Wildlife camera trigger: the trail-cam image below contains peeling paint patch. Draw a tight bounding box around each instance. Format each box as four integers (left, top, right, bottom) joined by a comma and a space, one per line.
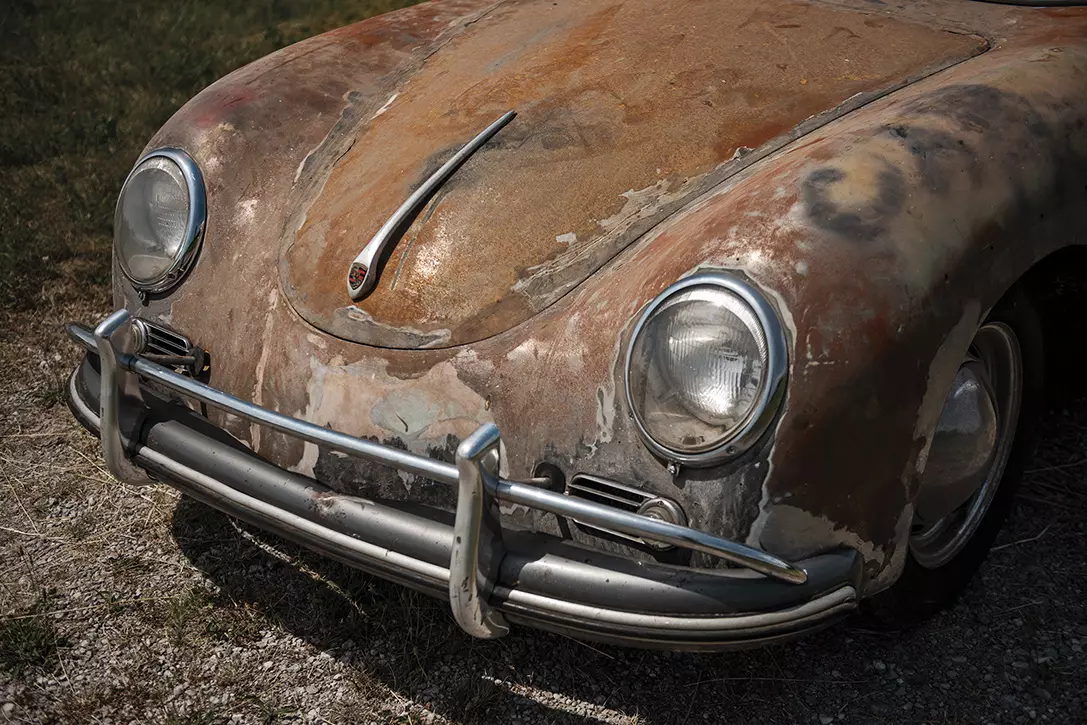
238, 199, 259, 224
910, 302, 981, 486
338, 305, 452, 348
744, 457, 776, 550
251, 287, 280, 451
595, 384, 614, 445
505, 338, 543, 364
290, 441, 320, 478
512, 171, 713, 308
591, 325, 626, 449
292, 154, 309, 185
758, 504, 886, 565
297, 354, 491, 453
739, 269, 797, 551
730, 145, 754, 161
868, 506, 915, 593
598, 177, 707, 234
371, 91, 399, 119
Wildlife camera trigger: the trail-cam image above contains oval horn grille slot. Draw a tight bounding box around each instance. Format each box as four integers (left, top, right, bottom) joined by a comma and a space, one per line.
135, 319, 196, 360
131, 318, 209, 380
141, 322, 192, 357
565, 474, 660, 546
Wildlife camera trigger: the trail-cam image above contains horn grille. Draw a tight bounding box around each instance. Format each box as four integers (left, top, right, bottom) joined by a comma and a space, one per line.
565, 474, 663, 547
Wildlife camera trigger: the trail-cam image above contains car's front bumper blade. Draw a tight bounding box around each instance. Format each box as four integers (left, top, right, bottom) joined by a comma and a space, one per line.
64, 312, 860, 650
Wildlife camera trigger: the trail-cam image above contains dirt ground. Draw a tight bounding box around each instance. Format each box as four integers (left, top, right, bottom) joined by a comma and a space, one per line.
1, 1, 1085, 723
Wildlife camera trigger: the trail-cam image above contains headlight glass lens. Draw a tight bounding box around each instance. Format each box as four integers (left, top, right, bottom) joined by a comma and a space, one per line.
627, 285, 770, 455
115, 155, 193, 286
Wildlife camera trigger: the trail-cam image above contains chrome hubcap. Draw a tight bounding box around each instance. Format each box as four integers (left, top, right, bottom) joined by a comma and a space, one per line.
910, 322, 1022, 569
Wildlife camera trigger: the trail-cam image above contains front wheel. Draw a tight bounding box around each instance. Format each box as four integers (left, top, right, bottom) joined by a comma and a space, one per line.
867, 289, 1043, 626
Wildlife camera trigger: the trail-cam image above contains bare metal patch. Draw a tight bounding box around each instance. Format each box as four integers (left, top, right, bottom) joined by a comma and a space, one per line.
757, 504, 887, 567
370, 91, 399, 119
512, 172, 713, 309
251, 287, 281, 451
293, 352, 491, 477
337, 305, 452, 348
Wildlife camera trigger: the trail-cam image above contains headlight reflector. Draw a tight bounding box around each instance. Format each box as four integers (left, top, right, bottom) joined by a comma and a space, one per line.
625, 273, 788, 465
114, 148, 205, 293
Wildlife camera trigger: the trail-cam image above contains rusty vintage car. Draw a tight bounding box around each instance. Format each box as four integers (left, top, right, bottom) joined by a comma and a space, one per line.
64, 0, 1087, 649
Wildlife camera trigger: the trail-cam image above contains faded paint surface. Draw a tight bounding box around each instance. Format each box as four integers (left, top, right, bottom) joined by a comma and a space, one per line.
282, 0, 986, 348
126, 0, 1087, 594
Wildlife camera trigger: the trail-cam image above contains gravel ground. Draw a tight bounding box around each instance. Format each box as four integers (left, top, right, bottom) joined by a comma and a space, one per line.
0, 302, 1084, 725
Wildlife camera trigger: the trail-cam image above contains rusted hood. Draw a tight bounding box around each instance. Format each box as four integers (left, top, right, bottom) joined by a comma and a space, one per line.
282, 0, 985, 349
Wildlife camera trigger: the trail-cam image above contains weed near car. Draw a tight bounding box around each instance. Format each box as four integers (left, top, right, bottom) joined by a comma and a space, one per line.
0, 590, 66, 676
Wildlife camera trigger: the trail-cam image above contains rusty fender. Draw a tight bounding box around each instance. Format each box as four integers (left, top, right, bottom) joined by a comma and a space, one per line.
126, 3, 1087, 595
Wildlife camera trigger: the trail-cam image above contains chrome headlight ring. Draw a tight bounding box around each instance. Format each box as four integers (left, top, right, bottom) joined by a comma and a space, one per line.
114, 147, 206, 295
624, 272, 789, 467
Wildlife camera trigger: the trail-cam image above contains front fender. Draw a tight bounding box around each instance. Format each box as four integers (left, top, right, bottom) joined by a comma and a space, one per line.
583, 39, 1087, 591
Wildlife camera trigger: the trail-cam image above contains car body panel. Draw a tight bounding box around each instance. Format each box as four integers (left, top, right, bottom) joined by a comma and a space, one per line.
280, 0, 985, 348
121, 0, 1087, 597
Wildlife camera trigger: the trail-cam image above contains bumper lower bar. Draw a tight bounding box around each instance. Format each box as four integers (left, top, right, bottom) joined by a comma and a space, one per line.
64, 311, 859, 649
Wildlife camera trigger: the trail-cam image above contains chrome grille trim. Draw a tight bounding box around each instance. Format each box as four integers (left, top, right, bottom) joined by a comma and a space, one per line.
566, 483, 643, 509
566, 474, 658, 545
133, 319, 193, 357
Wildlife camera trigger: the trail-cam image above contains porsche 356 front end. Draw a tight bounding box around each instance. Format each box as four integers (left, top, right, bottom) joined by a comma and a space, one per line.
64, 0, 1087, 649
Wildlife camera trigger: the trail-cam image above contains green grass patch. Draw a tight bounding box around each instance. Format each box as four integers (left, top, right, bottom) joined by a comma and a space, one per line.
0, 0, 415, 313
0, 591, 67, 675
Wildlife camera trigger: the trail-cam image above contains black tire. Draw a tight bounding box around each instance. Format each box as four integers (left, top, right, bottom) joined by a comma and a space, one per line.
864, 287, 1044, 628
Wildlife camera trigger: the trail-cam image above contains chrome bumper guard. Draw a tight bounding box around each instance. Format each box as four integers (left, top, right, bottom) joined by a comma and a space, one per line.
66, 310, 856, 647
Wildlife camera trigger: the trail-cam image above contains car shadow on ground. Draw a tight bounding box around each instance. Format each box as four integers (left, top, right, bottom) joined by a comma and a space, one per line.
169, 401, 1087, 725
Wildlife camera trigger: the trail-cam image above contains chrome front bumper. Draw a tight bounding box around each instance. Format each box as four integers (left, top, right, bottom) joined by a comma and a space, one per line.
64, 311, 860, 649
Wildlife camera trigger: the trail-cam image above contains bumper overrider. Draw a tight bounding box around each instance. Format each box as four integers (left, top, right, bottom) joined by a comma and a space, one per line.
63, 310, 860, 650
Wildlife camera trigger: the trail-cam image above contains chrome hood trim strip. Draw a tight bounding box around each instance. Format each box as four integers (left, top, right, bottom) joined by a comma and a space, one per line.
346, 110, 516, 301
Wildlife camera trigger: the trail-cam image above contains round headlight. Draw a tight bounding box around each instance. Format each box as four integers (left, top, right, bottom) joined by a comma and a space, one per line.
114, 148, 206, 293
625, 273, 788, 466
